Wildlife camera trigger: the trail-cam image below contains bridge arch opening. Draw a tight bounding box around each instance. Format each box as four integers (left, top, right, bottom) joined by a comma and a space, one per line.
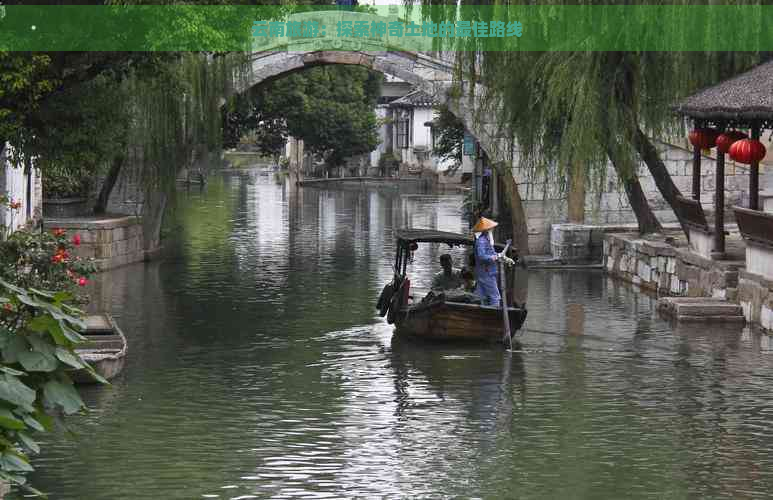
236, 48, 528, 251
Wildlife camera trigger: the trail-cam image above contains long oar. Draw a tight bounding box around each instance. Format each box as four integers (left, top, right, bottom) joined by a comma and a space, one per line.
499, 239, 513, 350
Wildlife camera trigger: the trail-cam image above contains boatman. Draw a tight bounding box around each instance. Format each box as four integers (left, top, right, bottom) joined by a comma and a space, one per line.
472, 217, 514, 307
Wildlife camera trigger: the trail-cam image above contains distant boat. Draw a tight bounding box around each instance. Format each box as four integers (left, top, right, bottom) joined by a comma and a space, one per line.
72, 314, 127, 384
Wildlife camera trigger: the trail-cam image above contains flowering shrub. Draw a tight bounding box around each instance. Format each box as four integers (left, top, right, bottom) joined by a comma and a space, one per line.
0, 281, 99, 495
0, 225, 101, 494
0, 228, 97, 304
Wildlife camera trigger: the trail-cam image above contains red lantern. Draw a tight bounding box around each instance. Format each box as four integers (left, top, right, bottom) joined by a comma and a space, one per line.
715, 131, 748, 154
688, 128, 720, 149
728, 138, 766, 164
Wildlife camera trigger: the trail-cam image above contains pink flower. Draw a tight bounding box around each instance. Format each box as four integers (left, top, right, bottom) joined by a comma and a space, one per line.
78, 277, 87, 287
72, 234, 81, 246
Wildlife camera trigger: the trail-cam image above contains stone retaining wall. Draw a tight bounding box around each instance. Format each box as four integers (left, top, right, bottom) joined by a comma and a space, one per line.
738, 271, 773, 331
45, 216, 147, 271
603, 233, 741, 300
604, 232, 773, 333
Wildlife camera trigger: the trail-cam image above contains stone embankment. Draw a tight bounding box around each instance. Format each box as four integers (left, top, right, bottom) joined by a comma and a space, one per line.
45, 215, 149, 271
603, 230, 773, 332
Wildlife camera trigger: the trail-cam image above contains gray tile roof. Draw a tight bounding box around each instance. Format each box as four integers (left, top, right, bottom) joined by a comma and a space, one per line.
388, 88, 437, 108
675, 61, 773, 121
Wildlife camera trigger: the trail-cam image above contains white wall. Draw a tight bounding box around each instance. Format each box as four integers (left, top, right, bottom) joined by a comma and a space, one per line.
0, 143, 41, 236
370, 105, 390, 168
412, 108, 433, 148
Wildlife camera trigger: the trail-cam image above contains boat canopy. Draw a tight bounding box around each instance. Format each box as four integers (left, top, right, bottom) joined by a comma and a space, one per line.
395, 229, 508, 251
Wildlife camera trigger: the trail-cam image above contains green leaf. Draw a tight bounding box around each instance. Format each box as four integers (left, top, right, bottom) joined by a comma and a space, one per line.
0, 367, 24, 377
26, 333, 56, 355
0, 280, 25, 296
53, 290, 73, 304
15, 292, 43, 309
54, 347, 84, 369
43, 380, 84, 415
0, 374, 35, 411
0, 409, 25, 430
82, 365, 109, 385
0, 470, 27, 486
0, 451, 33, 472
16, 432, 39, 454
32, 410, 54, 432
26, 314, 56, 333
21, 414, 45, 433
18, 350, 57, 373
1, 335, 27, 364
0, 329, 11, 351
27, 314, 70, 345
27, 287, 54, 299
59, 320, 86, 343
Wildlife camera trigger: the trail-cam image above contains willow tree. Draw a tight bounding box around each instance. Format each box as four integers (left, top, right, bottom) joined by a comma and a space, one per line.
425, 1, 765, 239
126, 53, 237, 252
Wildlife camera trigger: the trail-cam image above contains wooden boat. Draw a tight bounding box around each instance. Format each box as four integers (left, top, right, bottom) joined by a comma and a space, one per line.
71, 313, 127, 384
377, 229, 528, 344
395, 299, 527, 343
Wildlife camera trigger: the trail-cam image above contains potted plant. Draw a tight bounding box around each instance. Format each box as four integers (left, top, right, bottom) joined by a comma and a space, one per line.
42, 162, 93, 218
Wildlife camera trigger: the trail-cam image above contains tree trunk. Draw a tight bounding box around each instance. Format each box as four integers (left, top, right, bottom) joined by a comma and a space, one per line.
141, 189, 167, 257
567, 162, 586, 223
94, 154, 124, 215
606, 144, 662, 234
631, 125, 682, 202
500, 170, 530, 255
620, 175, 662, 234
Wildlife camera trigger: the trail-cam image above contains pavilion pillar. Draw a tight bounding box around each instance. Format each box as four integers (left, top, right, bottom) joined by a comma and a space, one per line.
692, 145, 702, 201
713, 137, 726, 259
750, 123, 761, 210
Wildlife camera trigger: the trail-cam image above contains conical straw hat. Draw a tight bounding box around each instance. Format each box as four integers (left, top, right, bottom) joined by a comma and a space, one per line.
472, 217, 498, 232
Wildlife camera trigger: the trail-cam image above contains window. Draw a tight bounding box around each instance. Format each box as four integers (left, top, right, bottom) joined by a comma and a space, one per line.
397, 118, 409, 149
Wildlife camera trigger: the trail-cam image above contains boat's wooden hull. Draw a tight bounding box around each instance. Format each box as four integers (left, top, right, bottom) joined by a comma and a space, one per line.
394, 300, 527, 343
72, 314, 127, 384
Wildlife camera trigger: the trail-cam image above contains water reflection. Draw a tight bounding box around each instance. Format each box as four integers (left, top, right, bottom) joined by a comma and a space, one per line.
19, 168, 773, 500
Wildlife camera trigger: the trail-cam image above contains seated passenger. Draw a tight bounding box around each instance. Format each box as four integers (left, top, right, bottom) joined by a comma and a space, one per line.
431, 254, 463, 291
460, 266, 476, 292
442, 267, 481, 304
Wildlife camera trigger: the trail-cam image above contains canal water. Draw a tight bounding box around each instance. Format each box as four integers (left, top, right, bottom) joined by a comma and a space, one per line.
21, 168, 773, 499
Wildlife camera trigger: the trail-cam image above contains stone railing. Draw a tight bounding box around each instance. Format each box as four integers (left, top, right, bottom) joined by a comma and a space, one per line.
673, 195, 716, 259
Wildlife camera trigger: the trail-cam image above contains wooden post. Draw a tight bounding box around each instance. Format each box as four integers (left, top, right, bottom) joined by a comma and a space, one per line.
499, 240, 512, 349
490, 166, 499, 217
692, 145, 702, 201
714, 146, 726, 259
750, 123, 761, 210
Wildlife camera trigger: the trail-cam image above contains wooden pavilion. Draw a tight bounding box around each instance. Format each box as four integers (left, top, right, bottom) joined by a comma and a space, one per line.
674, 60, 773, 260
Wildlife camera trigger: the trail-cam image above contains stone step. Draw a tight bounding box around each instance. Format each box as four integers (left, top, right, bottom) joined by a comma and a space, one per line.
657, 297, 745, 322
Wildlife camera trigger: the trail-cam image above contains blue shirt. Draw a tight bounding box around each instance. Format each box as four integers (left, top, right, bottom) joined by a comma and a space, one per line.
474, 235, 500, 303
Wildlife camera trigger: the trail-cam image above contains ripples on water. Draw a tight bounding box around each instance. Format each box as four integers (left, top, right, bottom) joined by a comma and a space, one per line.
21, 169, 773, 499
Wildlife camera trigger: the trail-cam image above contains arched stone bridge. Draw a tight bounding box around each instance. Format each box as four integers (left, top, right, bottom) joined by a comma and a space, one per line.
242, 10, 510, 169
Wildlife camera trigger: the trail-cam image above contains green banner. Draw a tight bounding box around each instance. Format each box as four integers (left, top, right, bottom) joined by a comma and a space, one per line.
0, 5, 770, 51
